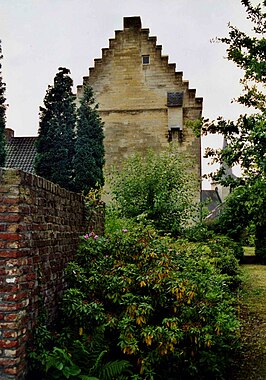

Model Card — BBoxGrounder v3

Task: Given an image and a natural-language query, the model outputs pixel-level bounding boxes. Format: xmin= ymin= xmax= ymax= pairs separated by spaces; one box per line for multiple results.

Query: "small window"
xmin=142 ymin=55 xmax=150 ymax=65
xmin=168 ymin=126 xmax=183 ymax=143
xmin=167 ymin=92 xmax=183 ymax=107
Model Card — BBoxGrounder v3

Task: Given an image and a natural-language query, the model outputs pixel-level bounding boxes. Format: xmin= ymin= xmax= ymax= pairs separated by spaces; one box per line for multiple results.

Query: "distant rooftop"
xmin=201 ymin=189 xmax=222 ymax=213
xmin=5 ymin=129 xmax=37 ymax=174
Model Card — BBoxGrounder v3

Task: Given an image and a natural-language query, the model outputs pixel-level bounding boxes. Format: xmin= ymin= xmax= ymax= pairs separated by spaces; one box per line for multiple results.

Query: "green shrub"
xmin=68 ymin=228 xmax=239 ymax=378
xmin=182 ymin=223 xmax=215 ymax=242
xmin=29 ymin=226 xmax=241 ymax=379
xmin=107 ymin=147 xmax=199 ymax=236
xmin=28 ymin=323 xmax=132 ymax=380
xmin=184 ymin=237 xmax=242 ymax=290
xmin=104 ymin=205 xmax=140 ymax=235
xmin=206 ymin=183 xmax=266 ymax=259
xmin=182 ymin=226 xmax=243 ymax=289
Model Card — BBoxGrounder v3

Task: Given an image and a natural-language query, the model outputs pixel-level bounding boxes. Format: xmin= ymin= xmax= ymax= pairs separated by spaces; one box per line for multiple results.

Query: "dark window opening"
xmin=142 ymin=55 xmax=150 ymax=65
xmin=168 ymin=126 xmax=183 ymax=143
xmin=167 ymin=92 xmax=183 ymax=107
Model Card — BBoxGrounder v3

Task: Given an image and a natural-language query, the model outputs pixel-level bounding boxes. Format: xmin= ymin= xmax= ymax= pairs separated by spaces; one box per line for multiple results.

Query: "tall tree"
xmin=35 ymin=67 xmax=76 ymax=190
xmin=73 ymin=86 xmax=105 ymax=193
xmin=0 ymin=40 xmax=6 ymax=167
xmin=203 ymin=0 xmax=266 ymax=258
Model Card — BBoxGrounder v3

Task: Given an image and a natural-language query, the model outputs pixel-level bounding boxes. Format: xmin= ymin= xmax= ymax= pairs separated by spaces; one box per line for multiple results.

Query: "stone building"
xmin=5 ymin=16 xmax=203 ymax=194
xmin=77 ymin=16 xmax=203 ymax=180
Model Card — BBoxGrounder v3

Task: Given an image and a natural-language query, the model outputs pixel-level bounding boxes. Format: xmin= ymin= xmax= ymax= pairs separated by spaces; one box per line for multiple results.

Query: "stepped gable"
xmin=77 ymin=16 xmax=202 ymax=189
xmin=78 ymin=16 xmax=202 ymax=111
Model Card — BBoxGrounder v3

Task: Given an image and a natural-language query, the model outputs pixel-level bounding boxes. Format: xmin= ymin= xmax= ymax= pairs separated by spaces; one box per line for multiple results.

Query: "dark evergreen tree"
xmin=0 ymin=40 xmax=6 ymax=167
xmin=73 ymin=86 xmax=105 ymax=194
xmin=35 ymin=67 xmax=76 ymax=190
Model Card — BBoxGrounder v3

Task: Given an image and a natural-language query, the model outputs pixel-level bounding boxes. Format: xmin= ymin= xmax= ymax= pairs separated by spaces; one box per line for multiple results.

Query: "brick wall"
xmin=0 ymin=169 xmax=96 ymax=379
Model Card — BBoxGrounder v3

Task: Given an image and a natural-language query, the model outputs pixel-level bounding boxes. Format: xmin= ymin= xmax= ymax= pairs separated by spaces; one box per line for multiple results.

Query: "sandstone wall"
xmin=77 ymin=17 xmax=202 ymax=180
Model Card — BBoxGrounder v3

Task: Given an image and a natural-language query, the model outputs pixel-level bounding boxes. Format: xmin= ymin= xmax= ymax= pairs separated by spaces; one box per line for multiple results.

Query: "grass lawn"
xmin=231 ymin=264 xmax=266 ymax=380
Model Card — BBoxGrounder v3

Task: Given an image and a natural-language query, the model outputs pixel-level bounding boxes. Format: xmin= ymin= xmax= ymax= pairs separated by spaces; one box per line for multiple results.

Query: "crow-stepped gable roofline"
xmin=79 ymin=16 xmax=203 ymax=109
xmin=77 ymin=16 xmax=203 ymax=186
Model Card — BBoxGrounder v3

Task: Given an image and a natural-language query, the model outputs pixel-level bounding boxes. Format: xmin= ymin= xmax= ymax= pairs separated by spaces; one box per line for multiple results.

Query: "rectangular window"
xmin=142 ymin=55 xmax=150 ymax=65
xmin=167 ymin=92 xmax=183 ymax=107
xmin=168 ymin=126 xmax=183 ymax=143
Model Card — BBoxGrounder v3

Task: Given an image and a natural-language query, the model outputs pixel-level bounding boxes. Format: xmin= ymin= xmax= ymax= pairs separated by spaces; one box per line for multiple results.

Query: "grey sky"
xmin=0 ymin=0 xmax=258 ymax=186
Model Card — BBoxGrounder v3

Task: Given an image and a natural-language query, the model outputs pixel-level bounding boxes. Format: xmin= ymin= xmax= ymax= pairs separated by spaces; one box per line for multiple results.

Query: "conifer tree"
xmin=35 ymin=67 xmax=76 ymax=190
xmin=0 ymin=40 xmax=6 ymax=167
xmin=73 ymin=86 xmax=105 ymax=194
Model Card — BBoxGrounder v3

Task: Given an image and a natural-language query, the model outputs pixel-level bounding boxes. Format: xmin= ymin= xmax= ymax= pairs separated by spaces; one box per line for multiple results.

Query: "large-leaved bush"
xmin=42 ymin=226 xmax=240 ymax=380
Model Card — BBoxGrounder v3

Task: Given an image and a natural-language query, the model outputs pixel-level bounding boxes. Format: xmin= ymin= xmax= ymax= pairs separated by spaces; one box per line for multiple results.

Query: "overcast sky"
xmin=0 ymin=0 xmax=259 ymax=185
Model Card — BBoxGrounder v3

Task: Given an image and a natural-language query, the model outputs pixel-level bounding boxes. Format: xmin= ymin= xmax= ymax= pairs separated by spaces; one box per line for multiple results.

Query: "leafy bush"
xmin=29 ymin=224 xmax=242 ymax=379
xmin=241 ymin=222 xmax=255 ymax=247
xmin=28 ymin=225 xmax=240 ymax=380
xmin=104 ymin=205 xmax=140 ymax=235
xmin=206 ymin=183 xmax=266 ymax=259
xmin=181 ymin=225 xmax=243 ymax=288
xmin=188 ymin=237 xmax=242 ymax=290
xmin=108 ymin=147 xmax=200 ymax=236
xmin=207 ymin=235 xmax=243 ymax=261
xmin=28 ymin=322 xmax=132 ymax=380
xmin=182 ymin=223 xmax=215 ymax=242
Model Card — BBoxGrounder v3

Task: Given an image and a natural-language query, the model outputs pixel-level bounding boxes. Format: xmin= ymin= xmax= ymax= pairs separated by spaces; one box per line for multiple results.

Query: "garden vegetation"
xmin=202 ymin=0 xmax=266 ymax=259
xmin=27 ymin=1 xmax=266 ymax=378
xmin=28 ymin=224 xmax=241 ymax=380
xmin=108 ymin=147 xmax=199 ymax=237
xmin=28 ymin=146 xmax=242 ymax=379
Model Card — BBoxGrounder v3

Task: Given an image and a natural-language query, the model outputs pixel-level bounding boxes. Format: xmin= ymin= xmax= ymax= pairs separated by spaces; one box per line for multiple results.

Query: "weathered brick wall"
xmin=0 ymin=169 xmax=92 ymax=379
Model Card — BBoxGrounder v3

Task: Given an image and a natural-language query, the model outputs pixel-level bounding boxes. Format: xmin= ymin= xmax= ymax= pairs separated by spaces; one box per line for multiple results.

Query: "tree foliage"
xmin=202 ymin=0 xmax=266 ymax=257
xmin=73 ymin=86 xmax=105 ymax=194
xmin=35 ymin=67 xmax=76 ymax=191
xmin=109 ymin=147 xmax=199 ymax=236
xmin=0 ymin=40 xmax=6 ymax=167
xmin=221 ymin=0 xmax=266 ymax=111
